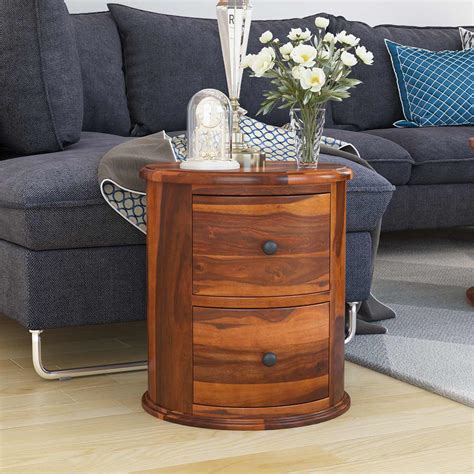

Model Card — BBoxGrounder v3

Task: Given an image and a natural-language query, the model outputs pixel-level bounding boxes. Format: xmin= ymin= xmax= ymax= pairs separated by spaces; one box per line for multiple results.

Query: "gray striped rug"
xmin=345 ymin=228 xmax=474 ymax=407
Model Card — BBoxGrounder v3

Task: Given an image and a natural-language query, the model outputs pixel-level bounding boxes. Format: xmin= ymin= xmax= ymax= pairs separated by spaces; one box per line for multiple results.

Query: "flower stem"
xmin=293 ymin=105 xmax=325 ymax=167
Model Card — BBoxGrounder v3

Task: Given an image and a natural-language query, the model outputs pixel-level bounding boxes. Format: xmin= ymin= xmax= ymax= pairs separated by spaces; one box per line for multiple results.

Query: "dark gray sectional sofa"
xmin=0 ymin=4 xmax=472 ymax=340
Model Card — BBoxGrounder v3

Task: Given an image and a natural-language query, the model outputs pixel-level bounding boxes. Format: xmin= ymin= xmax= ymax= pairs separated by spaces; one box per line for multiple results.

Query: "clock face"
xmin=196 ymin=97 xmax=225 ymax=129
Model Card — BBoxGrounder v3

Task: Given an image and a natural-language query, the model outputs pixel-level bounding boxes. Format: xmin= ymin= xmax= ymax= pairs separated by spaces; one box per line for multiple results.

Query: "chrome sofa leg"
xmin=29 ymin=330 xmax=147 ymax=380
xmin=345 ymin=302 xmax=358 ymax=345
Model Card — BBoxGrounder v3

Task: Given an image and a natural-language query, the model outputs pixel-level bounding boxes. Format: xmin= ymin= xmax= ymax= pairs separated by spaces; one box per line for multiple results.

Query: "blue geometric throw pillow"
xmin=385 ymin=40 xmax=474 ymax=128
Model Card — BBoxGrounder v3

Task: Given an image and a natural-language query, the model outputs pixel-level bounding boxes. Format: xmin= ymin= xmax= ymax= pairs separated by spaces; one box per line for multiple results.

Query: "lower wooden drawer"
xmin=193 ymin=304 xmax=329 ymax=408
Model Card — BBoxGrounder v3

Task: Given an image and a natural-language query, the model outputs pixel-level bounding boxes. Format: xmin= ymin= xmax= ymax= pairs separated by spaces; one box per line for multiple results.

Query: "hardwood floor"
xmin=0 ymin=314 xmax=472 ymax=473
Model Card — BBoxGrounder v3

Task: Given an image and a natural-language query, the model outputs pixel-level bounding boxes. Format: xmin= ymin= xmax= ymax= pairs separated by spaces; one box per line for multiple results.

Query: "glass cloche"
xmin=181 ymin=89 xmax=239 ymax=170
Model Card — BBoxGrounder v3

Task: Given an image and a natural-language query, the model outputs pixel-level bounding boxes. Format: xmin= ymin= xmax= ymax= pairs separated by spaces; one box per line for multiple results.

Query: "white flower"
xmin=336 ymin=31 xmax=360 ymax=47
xmin=279 ymin=42 xmax=294 ymax=60
xmin=341 ymin=51 xmax=358 ymax=67
xmin=288 ymin=27 xmax=311 ymax=41
xmin=355 ymin=45 xmax=374 ymax=65
xmin=344 ymin=33 xmax=360 ymax=46
xmin=259 ymin=30 xmax=273 ymax=44
xmin=335 ymin=30 xmax=347 ymax=43
xmin=241 ymin=53 xmax=256 ymax=69
xmin=250 ymin=47 xmax=275 ymax=77
xmin=323 ymin=32 xmax=335 ymax=43
xmin=300 ymin=67 xmax=326 ymax=92
xmin=288 ymin=28 xmax=302 ymax=41
xmin=290 ymin=44 xmax=317 ymax=67
xmin=292 ymin=65 xmax=305 ymax=80
xmin=262 ymin=47 xmax=276 ymax=58
xmin=315 ymin=17 xmax=330 ymax=29
xmin=300 ymin=28 xmax=312 ymax=41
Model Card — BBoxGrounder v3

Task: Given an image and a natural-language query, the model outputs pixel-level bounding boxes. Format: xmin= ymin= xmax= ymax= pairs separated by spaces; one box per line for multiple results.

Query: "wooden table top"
xmin=141 ymin=161 xmax=353 ymax=185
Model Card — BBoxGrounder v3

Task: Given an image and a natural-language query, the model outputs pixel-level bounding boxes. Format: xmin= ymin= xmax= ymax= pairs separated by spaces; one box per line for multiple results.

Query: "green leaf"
xmin=338 ymin=78 xmax=362 ymax=87
xmin=329 ymin=90 xmax=351 ymax=100
xmin=277 ymin=102 xmax=293 ymax=110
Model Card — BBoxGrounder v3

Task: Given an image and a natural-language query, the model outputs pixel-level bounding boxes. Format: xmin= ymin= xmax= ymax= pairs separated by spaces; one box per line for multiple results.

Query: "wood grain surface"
xmin=329 ymin=181 xmax=347 ymax=406
xmin=143 ymin=391 xmax=349 ymax=430
xmin=193 ymin=304 xmax=329 ymax=407
xmin=146 ymin=182 xmax=193 ymax=413
xmin=192 ymin=397 xmax=330 ymax=418
xmin=140 ymin=161 xmax=352 ymax=187
xmin=193 ymin=194 xmax=330 ymax=297
xmin=192 ymin=292 xmax=330 ymax=309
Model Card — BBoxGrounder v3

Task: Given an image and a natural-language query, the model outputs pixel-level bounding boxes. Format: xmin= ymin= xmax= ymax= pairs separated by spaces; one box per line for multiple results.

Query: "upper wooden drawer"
xmin=193 ymin=194 xmax=330 ymax=297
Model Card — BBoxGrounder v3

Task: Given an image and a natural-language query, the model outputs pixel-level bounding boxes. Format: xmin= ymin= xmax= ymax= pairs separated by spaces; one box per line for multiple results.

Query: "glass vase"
xmin=290 ymin=107 xmax=326 ymax=169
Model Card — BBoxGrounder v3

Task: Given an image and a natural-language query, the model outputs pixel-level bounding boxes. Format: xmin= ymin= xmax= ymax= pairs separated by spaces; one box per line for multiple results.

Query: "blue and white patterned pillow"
xmin=240 ymin=116 xmax=297 ymax=161
xmin=241 ymin=116 xmax=359 ymax=158
xmin=385 ymin=39 xmax=474 ymax=128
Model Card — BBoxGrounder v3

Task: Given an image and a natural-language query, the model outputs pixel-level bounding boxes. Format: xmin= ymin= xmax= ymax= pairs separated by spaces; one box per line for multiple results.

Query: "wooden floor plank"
xmin=0 ymin=399 xmax=134 ymax=430
xmin=300 ymin=444 xmax=473 ymax=473
xmin=137 ymin=424 xmax=471 ymax=474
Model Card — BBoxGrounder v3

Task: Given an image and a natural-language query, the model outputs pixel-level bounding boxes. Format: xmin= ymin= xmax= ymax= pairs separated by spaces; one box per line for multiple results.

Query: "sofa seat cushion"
xmin=366 ymin=126 xmax=474 ymax=185
xmin=0 ymin=132 xmax=145 ymax=251
xmin=324 ymin=128 xmax=414 ymax=185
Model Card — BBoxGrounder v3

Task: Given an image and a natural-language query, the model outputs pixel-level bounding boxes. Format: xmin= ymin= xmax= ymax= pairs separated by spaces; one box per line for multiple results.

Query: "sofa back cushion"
xmin=72 ymin=12 xmax=131 ymax=136
xmin=329 ymin=17 xmax=463 ymax=131
xmin=0 ymin=0 xmax=83 ymax=155
xmin=108 ymin=4 xmax=333 ymax=135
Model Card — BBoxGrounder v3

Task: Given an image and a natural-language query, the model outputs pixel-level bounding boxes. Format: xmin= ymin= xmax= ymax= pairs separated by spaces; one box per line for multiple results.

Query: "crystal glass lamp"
xmin=217 ymin=0 xmax=265 ymax=167
xmin=181 ymin=89 xmax=239 ymax=170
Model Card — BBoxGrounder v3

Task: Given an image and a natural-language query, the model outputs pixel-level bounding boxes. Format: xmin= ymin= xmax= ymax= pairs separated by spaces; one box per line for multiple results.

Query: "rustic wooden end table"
xmin=140 ymin=162 xmax=352 ymax=430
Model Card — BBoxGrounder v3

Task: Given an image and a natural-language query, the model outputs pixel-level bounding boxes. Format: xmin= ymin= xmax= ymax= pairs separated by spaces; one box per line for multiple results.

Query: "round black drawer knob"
xmin=262 ymin=352 xmax=277 ymax=367
xmin=262 ymin=240 xmax=278 ymax=255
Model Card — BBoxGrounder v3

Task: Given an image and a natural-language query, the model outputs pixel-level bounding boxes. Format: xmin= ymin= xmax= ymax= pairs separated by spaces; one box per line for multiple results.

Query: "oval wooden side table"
xmin=140 ymin=162 xmax=352 ymax=430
